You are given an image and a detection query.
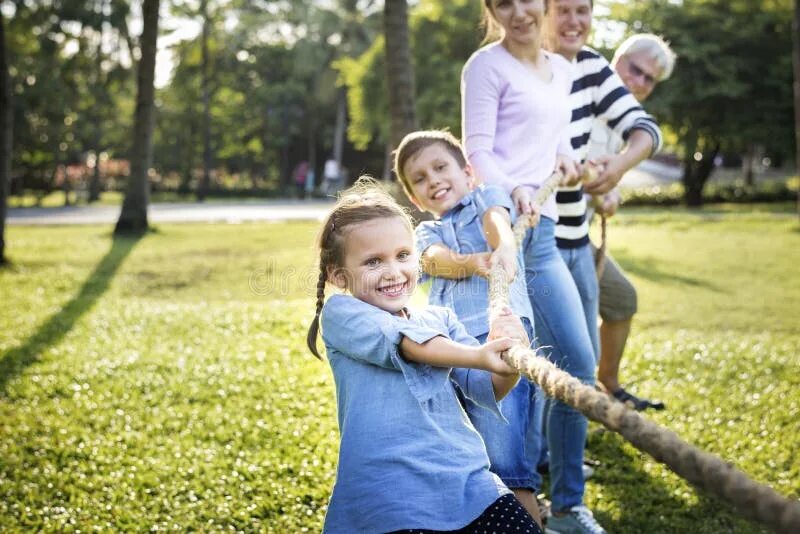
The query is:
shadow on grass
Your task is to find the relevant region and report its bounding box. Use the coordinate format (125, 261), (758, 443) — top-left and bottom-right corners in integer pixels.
(0, 234), (142, 394)
(588, 428), (765, 533)
(610, 250), (726, 293)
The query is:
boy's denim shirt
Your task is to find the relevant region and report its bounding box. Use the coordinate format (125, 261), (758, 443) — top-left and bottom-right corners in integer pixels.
(320, 294), (511, 533)
(416, 184), (534, 338)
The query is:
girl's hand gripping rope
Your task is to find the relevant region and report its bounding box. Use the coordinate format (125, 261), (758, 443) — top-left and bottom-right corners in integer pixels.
(488, 306), (530, 346)
(478, 337), (520, 377)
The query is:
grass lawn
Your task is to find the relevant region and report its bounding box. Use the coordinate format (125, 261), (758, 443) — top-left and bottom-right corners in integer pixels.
(1, 206), (798, 532)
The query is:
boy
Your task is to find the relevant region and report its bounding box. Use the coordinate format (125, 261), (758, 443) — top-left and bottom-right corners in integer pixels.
(394, 129), (543, 525)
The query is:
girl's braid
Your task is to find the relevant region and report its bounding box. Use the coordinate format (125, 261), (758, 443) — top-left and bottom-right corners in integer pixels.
(306, 262), (327, 359)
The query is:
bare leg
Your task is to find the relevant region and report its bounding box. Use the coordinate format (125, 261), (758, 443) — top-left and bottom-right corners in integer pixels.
(513, 488), (542, 528)
(597, 318), (632, 393)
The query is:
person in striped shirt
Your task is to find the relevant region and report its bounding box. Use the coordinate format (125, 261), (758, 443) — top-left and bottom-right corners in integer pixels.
(546, 0), (663, 372)
(539, 1), (663, 533)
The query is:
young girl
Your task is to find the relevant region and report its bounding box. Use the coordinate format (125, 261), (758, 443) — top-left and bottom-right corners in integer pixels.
(307, 179), (542, 534)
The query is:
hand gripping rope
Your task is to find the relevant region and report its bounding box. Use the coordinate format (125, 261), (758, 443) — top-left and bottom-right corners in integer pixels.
(489, 171), (800, 533)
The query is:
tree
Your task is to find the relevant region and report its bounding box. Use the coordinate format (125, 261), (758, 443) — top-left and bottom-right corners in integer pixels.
(114, 0), (159, 235)
(1, 11), (11, 264)
(383, 0), (417, 149)
(198, 0), (212, 201)
(337, 0), (480, 164)
(170, 0), (221, 200)
(794, 0), (800, 219)
(4, 0), (134, 206)
(610, 0), (794, 206)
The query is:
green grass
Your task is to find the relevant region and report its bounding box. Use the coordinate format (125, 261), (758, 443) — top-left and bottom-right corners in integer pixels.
(1, 208), (798, 532)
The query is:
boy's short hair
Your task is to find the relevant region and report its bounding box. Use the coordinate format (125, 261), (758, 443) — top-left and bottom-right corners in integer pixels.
(394, 130), (468, 201)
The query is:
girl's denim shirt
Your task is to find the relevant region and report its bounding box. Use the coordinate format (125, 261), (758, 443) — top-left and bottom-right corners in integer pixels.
(320, 294), (511, 533)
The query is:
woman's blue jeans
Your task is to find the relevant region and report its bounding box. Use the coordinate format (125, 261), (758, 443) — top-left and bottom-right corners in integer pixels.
(522, 217), (596, 512)
(559, 243), (600, 361)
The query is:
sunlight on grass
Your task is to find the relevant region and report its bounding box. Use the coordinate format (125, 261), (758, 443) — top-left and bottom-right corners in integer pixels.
(1, 211), (798, 531)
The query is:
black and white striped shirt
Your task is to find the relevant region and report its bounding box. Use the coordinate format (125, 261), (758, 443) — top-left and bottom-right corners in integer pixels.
(555, 47), (662, 248)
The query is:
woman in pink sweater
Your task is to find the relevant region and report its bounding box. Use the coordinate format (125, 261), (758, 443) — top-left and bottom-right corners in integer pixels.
(461, 1), (607, 533)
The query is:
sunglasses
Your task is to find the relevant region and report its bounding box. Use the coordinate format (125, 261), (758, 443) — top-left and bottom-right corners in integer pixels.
(626, 59), (657, 86)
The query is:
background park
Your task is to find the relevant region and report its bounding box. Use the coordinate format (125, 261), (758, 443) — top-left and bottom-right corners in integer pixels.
(0, 0), (798, 532)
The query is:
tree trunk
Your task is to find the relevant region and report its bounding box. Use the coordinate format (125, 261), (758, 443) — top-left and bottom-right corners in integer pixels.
(682, 142), (720, 207)
(260, 104), (272, 191)
(179, 116), (195, 194)
(89, 5), (107, 203)
(0, 13), (12, 264)
(197, 0), (211, 202)
(383, 0), (417, 149)
(743, 143), (754, 187)
(308, 113), (317, 194)
(280, 104), (290, 194)
(794, 0), (800, 220)
(383, 0), (428, 218)
(115, 0), (159, 235)
(382, 140), (393, 181)
(89, 150), (102, 201)
(333, 88), (346, 170)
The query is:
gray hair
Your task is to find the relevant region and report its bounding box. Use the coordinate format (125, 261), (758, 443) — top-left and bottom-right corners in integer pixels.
(612, 33), (677, 81)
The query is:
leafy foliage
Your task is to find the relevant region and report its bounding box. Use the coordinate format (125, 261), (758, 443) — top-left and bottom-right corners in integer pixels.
(607, 0), (794, 204)
(336, 0), (481, 148)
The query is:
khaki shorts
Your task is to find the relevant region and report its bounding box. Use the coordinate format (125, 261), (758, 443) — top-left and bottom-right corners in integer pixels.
(593, 244), (637, 321)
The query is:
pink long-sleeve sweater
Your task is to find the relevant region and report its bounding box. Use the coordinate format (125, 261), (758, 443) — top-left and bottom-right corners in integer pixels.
(461, 42), (574, 221)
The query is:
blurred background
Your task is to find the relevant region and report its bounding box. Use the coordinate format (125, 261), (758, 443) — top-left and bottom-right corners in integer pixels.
(0, 0), (797, 209)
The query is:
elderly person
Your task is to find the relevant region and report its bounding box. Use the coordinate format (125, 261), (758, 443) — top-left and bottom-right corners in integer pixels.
(588, 34), (677, 410)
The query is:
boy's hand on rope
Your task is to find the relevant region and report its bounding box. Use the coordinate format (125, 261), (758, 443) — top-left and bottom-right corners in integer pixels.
(488, 306), (530, 347)
(490, 244), (517, 282)
(470, 252), (494, 279)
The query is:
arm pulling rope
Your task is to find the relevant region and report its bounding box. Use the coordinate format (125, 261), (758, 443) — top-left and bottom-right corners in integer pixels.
(488, 171), (800, 534)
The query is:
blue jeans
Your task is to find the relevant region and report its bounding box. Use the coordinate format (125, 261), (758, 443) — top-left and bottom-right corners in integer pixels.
(522, 217), (596, 512)
(468, 319), (543, 491)
(559, 243), (600, 361)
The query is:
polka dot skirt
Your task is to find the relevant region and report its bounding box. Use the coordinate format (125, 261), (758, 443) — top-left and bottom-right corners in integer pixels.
(389, 493), (543, 534)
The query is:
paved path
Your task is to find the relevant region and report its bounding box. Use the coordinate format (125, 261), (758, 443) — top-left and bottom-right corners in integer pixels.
(8, 199), (335, 226)
(8, 162), (688, 226)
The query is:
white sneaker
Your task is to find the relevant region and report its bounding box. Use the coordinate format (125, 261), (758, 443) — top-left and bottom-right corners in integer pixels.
(545, 505), (607, 534)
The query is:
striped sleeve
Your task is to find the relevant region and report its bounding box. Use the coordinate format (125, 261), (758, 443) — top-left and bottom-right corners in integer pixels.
(586, 52), (662, 156)
(556, 47), (662, 248)
(568, 48), (662, 161)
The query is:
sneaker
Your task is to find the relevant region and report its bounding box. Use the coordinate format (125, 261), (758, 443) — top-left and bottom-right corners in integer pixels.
(545, 505), (606, 534)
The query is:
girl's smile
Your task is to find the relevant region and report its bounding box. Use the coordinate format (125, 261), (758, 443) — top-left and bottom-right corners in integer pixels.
(330, 216), (418, 314)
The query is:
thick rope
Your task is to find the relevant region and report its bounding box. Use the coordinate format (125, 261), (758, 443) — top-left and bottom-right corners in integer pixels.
(489, 171), (800, 533)
(594, 214), (607, 280)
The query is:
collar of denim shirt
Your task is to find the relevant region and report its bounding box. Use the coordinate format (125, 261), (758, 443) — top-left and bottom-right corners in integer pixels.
(440, 192), (475, 221)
